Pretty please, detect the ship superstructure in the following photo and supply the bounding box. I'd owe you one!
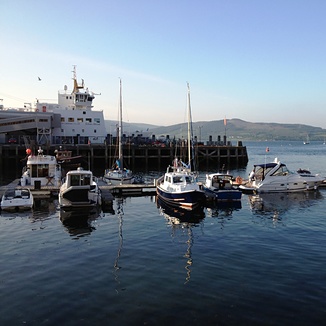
[0,66,107,145]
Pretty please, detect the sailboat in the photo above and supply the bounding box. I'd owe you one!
[156,83,206,210]
[303,134,310,145]
[103,79,134,185]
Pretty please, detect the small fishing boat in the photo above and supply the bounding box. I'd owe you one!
[20,147,62,188]
[240,158,324,193]
[156,160,206,210]
[156,84,206,210]
[1,188,33,211]
[103,79,134,185]
[203,173,242,201]
[59,167,102,210]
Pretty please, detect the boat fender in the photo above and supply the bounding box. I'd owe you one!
[235,176,243,184]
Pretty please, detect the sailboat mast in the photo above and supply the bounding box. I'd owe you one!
[187,82,196,171]
[187,83,192,168]
[118,78,123,170]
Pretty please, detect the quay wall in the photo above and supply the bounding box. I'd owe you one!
[0,143,248,174]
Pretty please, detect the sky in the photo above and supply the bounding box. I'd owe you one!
[1,0,326,128]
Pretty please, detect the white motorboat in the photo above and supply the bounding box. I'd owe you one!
[1,188,33,211]
[59,167,102,210]
[20,147,62,188]
[156,83,206,210]
[240,158,324,193]
[104,79,134,185]
[203,173,242,201]
[296,168,325,190]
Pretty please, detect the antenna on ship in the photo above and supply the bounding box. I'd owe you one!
[72,65,85,92]
[72,65,77,92]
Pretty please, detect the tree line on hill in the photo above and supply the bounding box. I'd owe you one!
[105,118,326,142]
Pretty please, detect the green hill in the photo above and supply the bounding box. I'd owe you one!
[105,119,326,142]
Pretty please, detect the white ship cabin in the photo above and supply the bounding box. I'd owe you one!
[34,68,107,145]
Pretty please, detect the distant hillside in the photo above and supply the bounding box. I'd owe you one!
[105,120,158,136]
[105,119,326,141]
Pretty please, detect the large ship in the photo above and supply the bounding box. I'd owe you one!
[0,66,107,146]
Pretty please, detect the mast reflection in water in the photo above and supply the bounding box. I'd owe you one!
[156,197,204,283]
[113,197,124,293]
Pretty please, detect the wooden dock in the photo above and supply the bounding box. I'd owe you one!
[0,179,157,200]
[101,183,156,196]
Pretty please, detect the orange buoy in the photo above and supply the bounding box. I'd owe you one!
[235,176,243,184]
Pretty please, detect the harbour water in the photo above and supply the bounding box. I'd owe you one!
[1,141,326,325]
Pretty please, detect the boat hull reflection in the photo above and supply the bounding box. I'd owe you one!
[156,197,205,224]
[205,200,242,219]
[59,207,103,236]
[249,191,323,215]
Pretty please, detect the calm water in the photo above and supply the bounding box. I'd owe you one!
[1,141,326,325]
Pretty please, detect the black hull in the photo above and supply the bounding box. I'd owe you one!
[156,186,205,210]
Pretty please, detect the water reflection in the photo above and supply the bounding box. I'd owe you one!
[0,198,58,222]
[206,201,242,217]
[156,197,205,225]
[113,197,124,293]
[0,209,33,220]
[205,201,242,229]
[249,191,324,222]
[59,207,103,237]
[32,198,58,222]
[156,197,204,283]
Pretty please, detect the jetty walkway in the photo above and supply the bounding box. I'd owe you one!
[0,179,157,201]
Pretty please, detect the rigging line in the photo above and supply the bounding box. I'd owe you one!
[0,92,31,104]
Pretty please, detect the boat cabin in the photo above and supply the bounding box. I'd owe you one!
[65,168,95,189]
[206,174,233,190]
[165,173,193,185]
[253,161,290,181]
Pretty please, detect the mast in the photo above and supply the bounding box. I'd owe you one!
[118,78,123,170]
[72,65,84,93]
[187,83,195,171]
[187,83,191,168]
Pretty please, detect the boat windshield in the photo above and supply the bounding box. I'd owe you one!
[173,176,183,183]
[271,165,290,176]
[254,166,275,181]
[70,174,91,186]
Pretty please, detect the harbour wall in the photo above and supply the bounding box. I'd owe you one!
[0,143,248,174]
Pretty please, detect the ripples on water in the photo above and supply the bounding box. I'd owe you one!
[1,142,326,325]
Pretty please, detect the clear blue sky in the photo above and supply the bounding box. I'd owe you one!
[1,0,326,127]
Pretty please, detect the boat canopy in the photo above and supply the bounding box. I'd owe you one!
[254,162,285,169]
